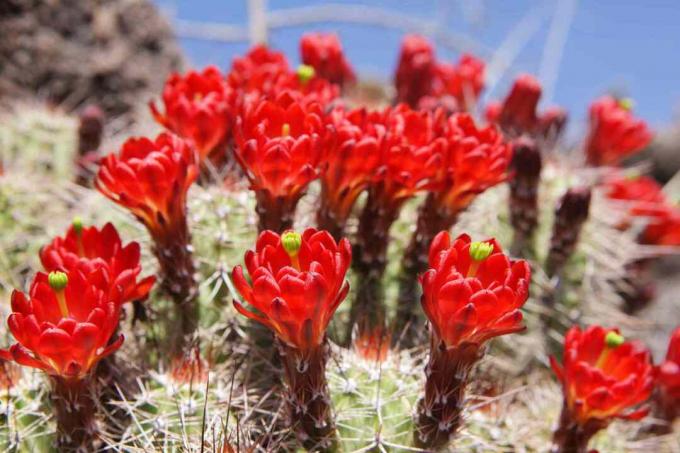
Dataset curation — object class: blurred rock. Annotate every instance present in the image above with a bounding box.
[0,0,184,127]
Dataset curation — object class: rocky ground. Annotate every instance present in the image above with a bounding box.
[0,0,183,128]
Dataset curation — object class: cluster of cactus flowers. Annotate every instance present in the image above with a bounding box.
[0,31,678,452]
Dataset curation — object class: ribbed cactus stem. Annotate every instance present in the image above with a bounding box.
[348,189,401,344]
[550,401,605,453]
[254,189,299,233]
[278,340,337,451]
[414,340,481,450]
[153,217,198,353]
[50,375,99,452]
[508,138,542,256]
[96,346,137,430]
[395,193,457,345]
[619,259,656,314]
[545,187,592,278]
[645,387,678,435]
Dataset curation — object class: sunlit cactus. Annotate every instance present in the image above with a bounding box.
[0,105,78,180]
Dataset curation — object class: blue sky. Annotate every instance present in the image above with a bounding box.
[155,0,680,132]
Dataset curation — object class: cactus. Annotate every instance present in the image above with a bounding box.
[1,31,679,453]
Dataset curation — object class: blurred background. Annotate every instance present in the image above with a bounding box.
[158,0,680,130]
[1,0,679,177]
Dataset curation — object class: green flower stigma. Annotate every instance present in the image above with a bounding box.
[619,98,634,111]
[281,231,303,257]
[605,331,625,348]
[72,216,84,235]
[469,241,494,261]
[48,271,69,291]
[297,64,315,84]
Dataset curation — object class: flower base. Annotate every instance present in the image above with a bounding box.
[278,340,337,451]
[550,402,606,453]
[414,341,481,450]
[50,376,99,452]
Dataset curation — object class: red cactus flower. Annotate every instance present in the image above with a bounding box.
[300,32,356,87]
[658,327,680,405]
[373,105,447,205]
[497,74,542,135]
[227,45,290,95]
[394,34,437,107]
[435,113,511,213]
[1,269,124,379]
[234,92,325,231]
[232,229,351,351]
[228,44,339,111]
[40,221,155,304]
[604,174,667,224]
[641,204,680,246]
[234,95,324,193]
[150,66,235,161]
[433,54,485,110]
[550,325,654,424]
[317,107,380,235]
[584,96,653,166]
[95,133,199,239]
[420,232,531,348]
[605,174,666,207]
[602,174,680,245]
[484,100,502,124]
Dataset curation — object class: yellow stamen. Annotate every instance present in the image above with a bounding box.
[281,123,291,137]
